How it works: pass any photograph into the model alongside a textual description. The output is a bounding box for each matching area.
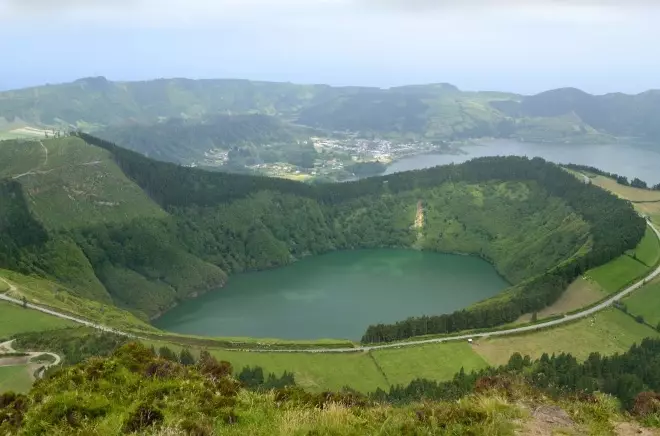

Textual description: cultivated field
[474,308,659,366]
[626,227,660,268]
[516,277,603,323]
[0,301,74,340]
[145,339,389,393]
[624,278,660,329]
[0,366,32,394]
[370,342,488,386]
[141,339,490,392]
[590,175,660,202]
[587,249,652,295]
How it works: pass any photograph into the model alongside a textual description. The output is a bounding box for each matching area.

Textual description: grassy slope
[474,308,659,365]
[0,301,74,340]
[624,278,660,328]
[0,366,32,394]
[587,228,658,294]
[143,339,387,393]
[371,342,489,387]
[632,226,660,267]
[0,137,227,319]
[516,277,603,323]
[10,137,166,230]
[0,270,157,333]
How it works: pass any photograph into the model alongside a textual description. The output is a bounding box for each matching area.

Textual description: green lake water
[153,249,509,340]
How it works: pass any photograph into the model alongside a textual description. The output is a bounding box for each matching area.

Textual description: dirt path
[414,200,424,229]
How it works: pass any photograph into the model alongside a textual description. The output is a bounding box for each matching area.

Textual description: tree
[158,346,178,362]
[631,178,648,189]
[179,348,195,366]
[636,315,645,324]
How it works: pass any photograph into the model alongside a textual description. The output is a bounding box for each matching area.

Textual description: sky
[0,0,658,94]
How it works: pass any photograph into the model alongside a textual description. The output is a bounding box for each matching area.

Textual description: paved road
[1,222,658,354]
[0,339,61,379]
[0,278,133,339]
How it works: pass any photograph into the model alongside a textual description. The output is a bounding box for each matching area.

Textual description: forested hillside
[1,77,658,144]
[0,133,640,339]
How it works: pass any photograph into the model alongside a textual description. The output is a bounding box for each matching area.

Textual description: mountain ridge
[1,77,659,145]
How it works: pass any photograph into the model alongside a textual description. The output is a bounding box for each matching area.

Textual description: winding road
[0,221,659,354]
[0,339,61,379]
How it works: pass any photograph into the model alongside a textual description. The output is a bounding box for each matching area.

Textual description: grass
[629,227,660,267]
[143,339,387,393]
[587,255,648,294]
[371,342,489,386]
[0,365,32,394]
[7,136,167,230]
[624,278,660,329]
[139,341,487,393]
[517,277,603,323]
[591,175,660,203]
[0,301,75,340]
[586,228,659,295]
[207,350,389,393]
[474,308,659,366]
[0,270,157,334]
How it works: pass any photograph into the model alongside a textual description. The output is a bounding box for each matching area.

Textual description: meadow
[624,278,660,329]
[585,227,658,294]
[474,308,659,365]
[0,366,32,394]
[0,301,74,340]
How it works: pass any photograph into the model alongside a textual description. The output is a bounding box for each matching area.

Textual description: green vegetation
[0,270,156,333]
[474,309,659,365]
[0,301,74,340]
[630,227,660,267]
[0,366,31,394]
[2,341,660,435]
[13,328,128,366]
[588,254,651,294]
[0,133,646,338]
[371,343,489,387]
[3,78,660,147]
[624,279,660,328]
[98,114,322,170]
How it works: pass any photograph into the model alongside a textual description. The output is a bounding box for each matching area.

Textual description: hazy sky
[0,0,658,94]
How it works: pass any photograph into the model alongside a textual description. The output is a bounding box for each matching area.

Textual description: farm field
[628,227,660,267]
[516,277,603,323]
[0,301,75,340]
[583,227,660,295]
[474,308,659,366]
[0,366,32,394]
[624,278,660,329]
[207,349,388,393]
[370,342,488,387]
[143,339,387,393]
[590,175,660,202]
